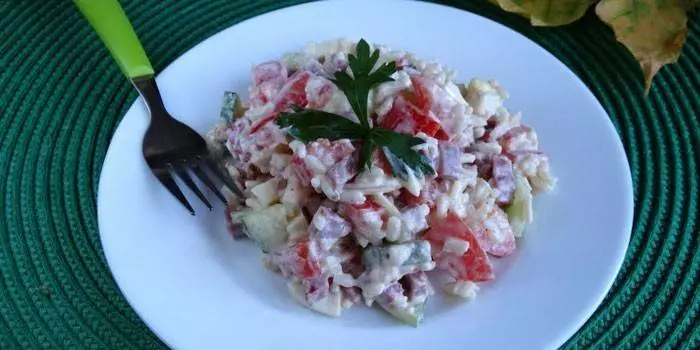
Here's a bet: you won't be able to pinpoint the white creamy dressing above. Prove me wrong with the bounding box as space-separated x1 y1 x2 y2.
211 38 556 320
443 280 480 300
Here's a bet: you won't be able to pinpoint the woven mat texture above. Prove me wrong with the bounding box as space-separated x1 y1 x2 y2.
0 0 698 348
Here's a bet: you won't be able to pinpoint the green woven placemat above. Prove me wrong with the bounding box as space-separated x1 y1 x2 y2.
0 0 698 348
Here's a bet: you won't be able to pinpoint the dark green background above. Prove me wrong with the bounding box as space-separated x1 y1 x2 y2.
0 0 698 348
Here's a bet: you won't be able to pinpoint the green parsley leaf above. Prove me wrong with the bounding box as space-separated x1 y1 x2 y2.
331 39 397 129
370 128 435 180
274 39 435 180
358 137 375 171
276 109 367 142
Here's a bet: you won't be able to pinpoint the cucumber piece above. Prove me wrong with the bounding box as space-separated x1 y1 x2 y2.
219 91 244 122
506 173 533 237
378 299 427 327
231 204 289 252
287 279 343 317
363 240 432 268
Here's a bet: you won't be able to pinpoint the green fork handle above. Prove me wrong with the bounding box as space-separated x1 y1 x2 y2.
74 0 154 79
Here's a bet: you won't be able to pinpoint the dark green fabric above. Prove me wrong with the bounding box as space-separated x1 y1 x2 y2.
0 0 698 348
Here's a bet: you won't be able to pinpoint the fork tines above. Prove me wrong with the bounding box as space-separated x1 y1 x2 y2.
153 156 242 215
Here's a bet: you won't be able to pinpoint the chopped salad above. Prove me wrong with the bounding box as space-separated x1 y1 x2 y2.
207 39 555 326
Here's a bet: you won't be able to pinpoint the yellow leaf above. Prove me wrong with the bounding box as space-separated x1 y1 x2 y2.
490 0 596 26
596 0 696 93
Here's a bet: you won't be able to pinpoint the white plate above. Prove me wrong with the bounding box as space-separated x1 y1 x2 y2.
97 1 633 349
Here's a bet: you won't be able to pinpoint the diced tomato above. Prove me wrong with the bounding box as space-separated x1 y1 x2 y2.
378 98 404 130
249 81 279 107
423 212 464 244
423 213 494 281
434 129 449 141
271 237 321 279
381 95 446 139
275 71 311 110
412 114 443 137
380 76 449 139
372 149 394 175
249 114 277 134
306 76 335 109
399 188 424 207
296 239 321 278
405 76 431 111
398 181 438 208
250 72 315 134
349 198 383 211
343 199 385 236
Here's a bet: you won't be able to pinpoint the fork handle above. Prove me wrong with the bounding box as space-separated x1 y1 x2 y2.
74 0 154 79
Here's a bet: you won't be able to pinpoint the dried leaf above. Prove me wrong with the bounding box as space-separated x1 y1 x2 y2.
490 0 596 26
596 0 697 93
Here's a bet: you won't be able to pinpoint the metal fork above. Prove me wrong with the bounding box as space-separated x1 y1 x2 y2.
75 0 243 214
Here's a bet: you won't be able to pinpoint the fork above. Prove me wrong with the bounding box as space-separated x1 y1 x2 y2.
75 0 244 214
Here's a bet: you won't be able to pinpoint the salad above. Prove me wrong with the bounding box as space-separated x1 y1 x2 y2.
207 39 555 326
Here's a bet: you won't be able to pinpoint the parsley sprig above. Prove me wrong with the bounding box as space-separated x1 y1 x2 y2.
275 39 435 180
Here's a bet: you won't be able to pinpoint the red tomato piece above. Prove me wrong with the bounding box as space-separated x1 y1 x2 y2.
380 96 409 130
250 71 314 134
249 81 280 108
406 76 431 111
423 213 494 281
381 95 445 138
306 76 335 109
343 199 385 237
350 199 383 211
271 237 321 279
296 239 322 278
370 147 395 176
398 181 438 208
275 71 311 110
249 114 277 134
399 189 424 207
434 128 449 141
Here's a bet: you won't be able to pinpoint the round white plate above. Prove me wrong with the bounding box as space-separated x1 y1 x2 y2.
98 1 633 349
